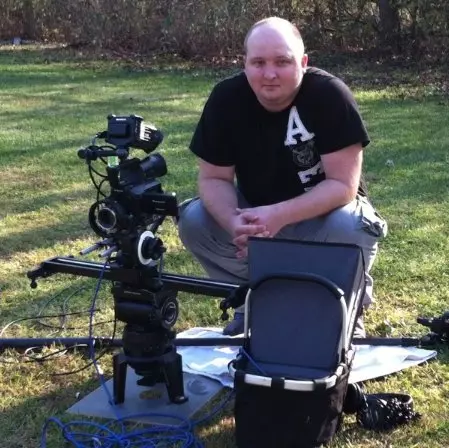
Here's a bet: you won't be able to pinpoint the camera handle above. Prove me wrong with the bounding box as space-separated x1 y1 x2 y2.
78 146 128 162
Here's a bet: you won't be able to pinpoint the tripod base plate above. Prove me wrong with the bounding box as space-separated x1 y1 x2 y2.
67 367 223 424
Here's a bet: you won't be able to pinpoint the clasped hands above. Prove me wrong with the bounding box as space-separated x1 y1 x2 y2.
231 205 285 259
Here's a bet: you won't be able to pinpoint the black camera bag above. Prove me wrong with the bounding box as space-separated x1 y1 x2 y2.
230 238 366 448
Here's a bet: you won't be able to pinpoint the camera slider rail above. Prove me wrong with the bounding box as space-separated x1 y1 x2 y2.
27 256 236 298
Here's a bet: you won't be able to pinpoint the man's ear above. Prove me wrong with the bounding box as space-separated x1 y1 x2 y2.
302 53 309 69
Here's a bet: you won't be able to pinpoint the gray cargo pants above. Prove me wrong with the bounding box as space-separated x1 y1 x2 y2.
177 194 387 311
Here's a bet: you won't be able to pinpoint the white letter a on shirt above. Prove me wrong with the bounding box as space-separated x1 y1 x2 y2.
284 106 315 146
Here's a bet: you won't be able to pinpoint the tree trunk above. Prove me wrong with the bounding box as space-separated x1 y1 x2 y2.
328 0 344 48
378 0 401 51
22 0 36 40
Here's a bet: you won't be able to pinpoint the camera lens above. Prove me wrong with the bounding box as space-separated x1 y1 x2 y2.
97 207 117 232
89 200 129 237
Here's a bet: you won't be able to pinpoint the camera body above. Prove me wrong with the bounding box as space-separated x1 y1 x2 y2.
86 115 178 242
90 156 178 239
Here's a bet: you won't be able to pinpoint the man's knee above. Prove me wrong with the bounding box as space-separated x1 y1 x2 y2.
322 200 383 249
178 197 230 253
324 202 381 274
318 203 360 243
177 198 204 249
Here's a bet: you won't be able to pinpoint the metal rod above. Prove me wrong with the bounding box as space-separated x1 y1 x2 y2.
0 336 245 352
0 335 429 354
21 256 438 355
352 337 422 346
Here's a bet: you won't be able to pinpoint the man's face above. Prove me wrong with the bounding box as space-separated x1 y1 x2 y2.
244 25 308 112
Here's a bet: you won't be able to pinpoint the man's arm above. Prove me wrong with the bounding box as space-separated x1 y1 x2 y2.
198 159 267 239
276 143 362 226
198 159 239 233
236 143 363 237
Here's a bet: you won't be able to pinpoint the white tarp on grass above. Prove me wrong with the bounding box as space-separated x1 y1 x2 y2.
177 327 437 387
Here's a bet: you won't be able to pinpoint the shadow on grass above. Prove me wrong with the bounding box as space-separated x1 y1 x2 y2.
0 186 93 216
0 102 199 171
0 137 92 162
0 96 203 122
0 216 91 258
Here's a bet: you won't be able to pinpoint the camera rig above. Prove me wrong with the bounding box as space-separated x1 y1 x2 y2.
25 114 245 405
2 115 449 408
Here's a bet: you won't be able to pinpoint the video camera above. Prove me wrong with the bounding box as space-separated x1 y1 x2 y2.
77 115 178 265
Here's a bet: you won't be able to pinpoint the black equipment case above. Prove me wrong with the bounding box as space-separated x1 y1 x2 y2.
229 237 366 448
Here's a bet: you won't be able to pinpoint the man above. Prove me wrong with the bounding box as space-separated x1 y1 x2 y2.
178 17 387 336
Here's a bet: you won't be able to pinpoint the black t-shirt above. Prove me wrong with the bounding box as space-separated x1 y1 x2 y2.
190 67 370 206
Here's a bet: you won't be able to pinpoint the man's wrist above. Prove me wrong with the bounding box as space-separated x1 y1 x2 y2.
224 210 241 235
272 202 294 229
206 206 238 236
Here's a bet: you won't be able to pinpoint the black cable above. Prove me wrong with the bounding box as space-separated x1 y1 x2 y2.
95 178 108 201
36 286 87 330
34 282 114 332
0 311 115 337
0 283 119 372
50 347 111 377
88 165 107 199
36 316 115 332
0 319 119 376
0 345 87 364
0 311 98 337
51 318 119 377
85 144 117 199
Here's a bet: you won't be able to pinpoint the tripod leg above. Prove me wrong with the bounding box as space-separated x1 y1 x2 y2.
163 351 188 404
113 352 127 404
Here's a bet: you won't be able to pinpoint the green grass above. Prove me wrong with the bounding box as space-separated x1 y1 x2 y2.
0 44 449 447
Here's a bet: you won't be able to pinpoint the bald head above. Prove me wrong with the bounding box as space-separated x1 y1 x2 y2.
243 17 308 112
244 17 304 57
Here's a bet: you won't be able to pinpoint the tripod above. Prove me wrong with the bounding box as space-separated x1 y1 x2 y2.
23 255 241 405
